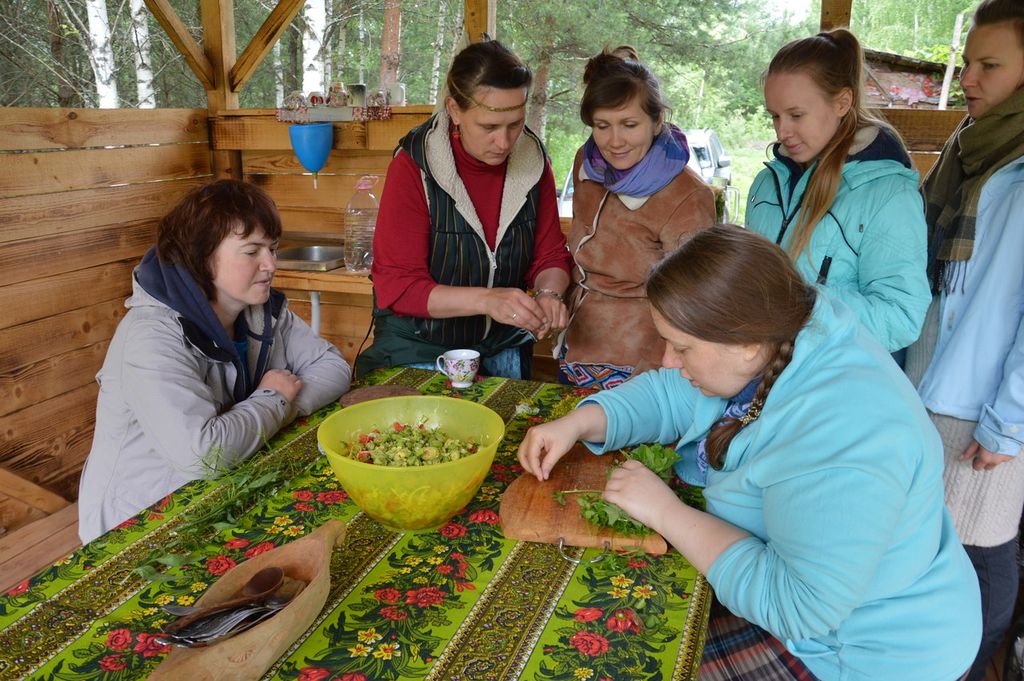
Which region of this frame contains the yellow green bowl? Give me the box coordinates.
[317,395,505,532]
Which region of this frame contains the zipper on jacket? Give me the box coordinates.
[816,256,833,284]
[483,249,497,337]
[767,164,806,247]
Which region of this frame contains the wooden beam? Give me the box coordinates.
[463,0,495,42]
[820,0,852,31]
[0,468,69,514]
[201,0,242,178]
[230,0,304,93]
[143,0,215,90]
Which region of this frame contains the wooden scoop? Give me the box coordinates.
[163,566,284,634]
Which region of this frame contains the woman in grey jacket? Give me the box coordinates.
[78,181,351,543]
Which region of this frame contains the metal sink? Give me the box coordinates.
[276,246,345,271]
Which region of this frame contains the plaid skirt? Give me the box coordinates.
[699,600,819,681]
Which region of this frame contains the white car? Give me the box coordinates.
[557,127,736,219]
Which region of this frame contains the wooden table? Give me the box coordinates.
[0,369,710,680]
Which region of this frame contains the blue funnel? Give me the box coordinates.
[289,123,333,187]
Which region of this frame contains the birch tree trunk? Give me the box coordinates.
[84,0,118,106]
[129,0,155,107]
[429,0,448,103]
[526,15,555,137]
[302,0,327,93]
[379,0,402,92]
[273,41,284,106]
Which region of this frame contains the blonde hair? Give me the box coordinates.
[766,29,906,259]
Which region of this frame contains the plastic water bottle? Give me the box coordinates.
[344,175,378,272]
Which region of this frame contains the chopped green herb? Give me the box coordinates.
[556,443,680,537]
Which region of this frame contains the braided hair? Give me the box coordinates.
[646,224,817,469]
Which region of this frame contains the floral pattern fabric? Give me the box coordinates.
[0,369,709,681]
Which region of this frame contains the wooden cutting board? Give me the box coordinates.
[499,444,668,555]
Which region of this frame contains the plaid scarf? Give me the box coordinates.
[924,87,1024,293]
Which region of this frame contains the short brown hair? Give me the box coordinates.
[646,224,816,468]
[157,180,282,300]
[972,0,1024,45]
[579,46,669,127]
[446,40,532,111]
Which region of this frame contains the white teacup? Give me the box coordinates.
[435,349,481,388]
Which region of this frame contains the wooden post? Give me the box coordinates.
[463,0,495,42]
[939,13,965,110]
[201,0,242,179]
[820,0,852,31]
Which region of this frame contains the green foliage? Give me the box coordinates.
[553,443,680,537]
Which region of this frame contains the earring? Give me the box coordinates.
[452,124,461,139]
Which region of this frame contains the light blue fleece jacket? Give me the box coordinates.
[745,127,931,352]
[917,155,1024,456]
[579,294,980,681]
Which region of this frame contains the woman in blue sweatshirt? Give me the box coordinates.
[518,225,980,681]
[745,29,930,355]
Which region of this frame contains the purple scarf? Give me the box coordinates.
[582,124,691,198]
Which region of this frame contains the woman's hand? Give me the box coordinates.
[602,460,681,535]
[961,440,1014,471]
[485,288,549,335]
[258,369,303,402]
[533,294,568,340]
[517,404,608,480]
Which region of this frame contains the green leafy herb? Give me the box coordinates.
[554,443,680,537]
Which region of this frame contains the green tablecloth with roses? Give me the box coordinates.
[0,368,711,681]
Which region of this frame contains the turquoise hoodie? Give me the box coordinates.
[745,126,930,351]
[580,294,980,681]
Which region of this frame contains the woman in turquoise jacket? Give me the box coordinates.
[745,29,930,353]
[519,225,980,681]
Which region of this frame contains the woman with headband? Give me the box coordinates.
[356,40,572,379]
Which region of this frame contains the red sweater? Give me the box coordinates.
[371,133,571,318]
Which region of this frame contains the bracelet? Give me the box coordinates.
[532,288,564,303]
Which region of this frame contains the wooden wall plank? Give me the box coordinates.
[0,144,212,199]
[872,108,964,151]
[0,179,203,246]
[212,115,368,150]
[0,495,47,537]
[0,261,133,330]
[0,503,81,592]
[0,109,208,151]
[248,173,385,214]
[0,220,155,288]
[0,383,98,496]
[278,208,346,234]
[0,298,124,374]
[0,341,110,417]
[242,150,393,175]
[209,107,432,151]
[0,468,69,513]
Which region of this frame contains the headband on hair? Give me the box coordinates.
[449,79,528,112]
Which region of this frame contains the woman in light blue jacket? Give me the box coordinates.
[746,29,930,353]
[518,225,980,681]
[905,1,1024,677]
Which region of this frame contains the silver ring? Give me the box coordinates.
[511,312,518,321]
